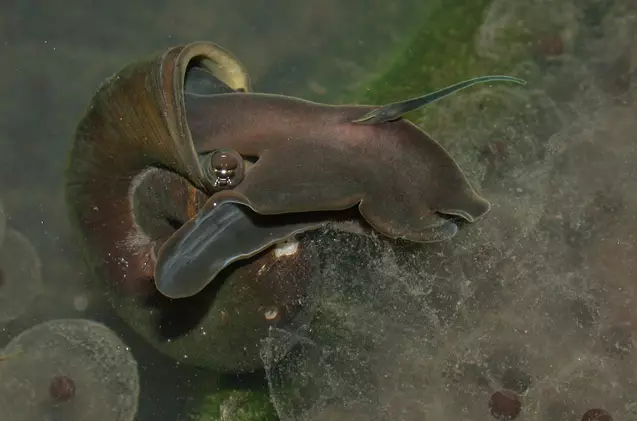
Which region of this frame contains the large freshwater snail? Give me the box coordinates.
[65,41,524,371]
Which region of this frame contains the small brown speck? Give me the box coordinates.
[581,408,613,421]
[489,389,522,420]
[49,375,76,402]
[535,34,564,58]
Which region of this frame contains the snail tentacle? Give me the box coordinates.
[351,75,526,124]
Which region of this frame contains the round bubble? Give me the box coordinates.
[0,318,140,421]
[0,228,43,323]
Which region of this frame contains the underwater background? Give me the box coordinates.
[0,0,636,420]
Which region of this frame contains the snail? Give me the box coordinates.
[65,41,525,301]
[65,42,524,369]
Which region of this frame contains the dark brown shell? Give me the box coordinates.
[64,41,317,372]
[65,41,251,296]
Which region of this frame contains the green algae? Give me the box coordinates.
[356,0,499,104]
[191,389,278,421]
[351,0,537,133]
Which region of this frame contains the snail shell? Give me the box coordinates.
[65,42,316,372]
[66,41,251,295]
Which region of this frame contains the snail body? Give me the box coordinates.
[65,41,523,371]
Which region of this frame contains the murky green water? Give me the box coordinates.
[1,1,636,420]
